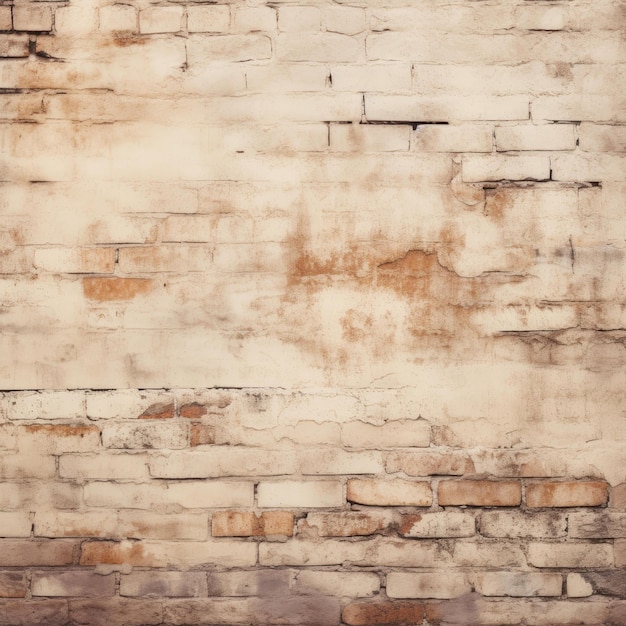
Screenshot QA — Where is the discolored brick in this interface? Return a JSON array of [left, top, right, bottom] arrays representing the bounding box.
[[525, 481, 608, 508], [438, 480, 521, 507]]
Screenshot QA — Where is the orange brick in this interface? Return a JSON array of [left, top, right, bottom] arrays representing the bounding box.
[[190, 423, 215, 446], [438, 480, 521, 507], [212, 511, 294, 537], [343, 601, 425, 625], [526, 481, 608, 508], [138, 401, 175, 419], [179, 402, 208, 419], [83, 277, 153, 302]]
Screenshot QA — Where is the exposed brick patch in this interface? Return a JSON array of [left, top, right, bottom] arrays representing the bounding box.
[[438, 480, 522, 507], [138, 402, 175, 419], [82, 277, 153, 301], [525, 481, 609, 507]]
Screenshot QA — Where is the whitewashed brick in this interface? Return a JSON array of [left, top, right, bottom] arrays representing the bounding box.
[[32, 571, 115, 597], [139, 7, 183, 34], [257, 481, 343, 508], [578, 123, 626, 152], [495, 124, 576, 151], [0, 512, 31, 537], [566, 573, 593, 598], [13, 5, 52, 31], [233, 7, 276, 33], [278, 7, 320, 31], [387, 572, 470, 599], [473, 572, 562, 597], [462, 155, 550, 182], [341, 419, 430, 448], [277, 33, 360, 63], [325, 7, 366, 35], [59, 454, 149, 480], [528, 542, 614, 568], [187, 6, 230, 33], [54, 6, 98, 35], [188, 35, 271, 64], [331, 64, 411, 92], [400, 512, 475, 538], [347, 479, 432, 506], [1, 391, 84, 420], [99, 5, 137, 32], [149, 448, 297, 478], [101, 422, 188, 449], [299, 449, 383, 475], [294, 571, 379, 597], [413, 124, 493, 152], [330, 124, 410, 152], [121, 571, 208, 597]]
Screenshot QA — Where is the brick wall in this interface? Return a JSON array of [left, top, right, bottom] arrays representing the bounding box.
[[1, 0, 625, 624]]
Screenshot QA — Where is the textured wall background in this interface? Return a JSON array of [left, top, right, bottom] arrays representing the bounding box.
[[1, 0, 625, 623]]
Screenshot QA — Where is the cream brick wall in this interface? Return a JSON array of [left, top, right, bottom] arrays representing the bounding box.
[[0, 0, 625, 623]]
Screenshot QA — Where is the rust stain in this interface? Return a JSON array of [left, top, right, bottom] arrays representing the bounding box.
[[111, 35, 148, 48], [83, 277, 153, 302], [189, 423, 215, 446], [25, 424, 98, 438], [399, 514, 422, 535]]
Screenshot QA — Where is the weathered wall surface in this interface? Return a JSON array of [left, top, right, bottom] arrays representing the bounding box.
[[1, 0, 625, 623]]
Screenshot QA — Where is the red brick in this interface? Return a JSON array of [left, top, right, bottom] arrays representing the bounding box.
[[343, 601, 425, 625], [138, 401, 175, 419], [0, 572, 27, 598], [0, 599, 69, 626], [69, 598, 162, 626], [190, 423, 215, 446], [212, 511, 294, 537], [0, 540, 76, 566], [438, 480, 521, 507], [526, 481, 608, 507]]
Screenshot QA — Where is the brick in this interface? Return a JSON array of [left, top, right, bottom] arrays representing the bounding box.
[[86, 390, 175, 420], [294, 571, 379, 598], [188, 35, 271, 64], [533, 95, 625, 123], [0, 572, 27, 598], [187, 6, 229, 33], [516, 5, 566, 31], [495, 124, 576, 151], [347, 479, 431, 506], [341, 419, 430, 448], [0, 454, 54, 479], [462, 156, 550, 182], [366, 95, 529, 122], [277, 33, 360, 63], [278, 7, 320, 31], [579, 123, 626, 152], [17, 424, 100, 454], [101, 422, 188, 449], [84, 480, 253, 509], [473, 572, 562, 597], [0, 7, 11, 31], [83, 277, 154, 302], [611, 483, 626, 509], [568, 512, 626, 538], [400, 512, 475, 538], [246, 65, 328, 93], [413, 124, 493, 152], [525, 480, 608, 507], [387, 572, 470, 600], [1, 390, 85, 420], [0, 599, 69, 626], [190, 423, 215, 446], [33, 247, 115, 274], [300, 511, 393, 537], [0, 512, 31, 538], [260, 538, 448, 567], [149, 448, 297, 478], [207, 570, 290, 597], [99, 5, 137, 32], [479, 511, 567, 538], [32, 571, 115, 597], [325, 7, 366, 35], [69, 598, 162, 626], [330, 124, 410, 152], [386, 450, 475, 476], [0, 540, 76, 566], [528, 542, 613, 568], [299, 449, 383, 475], [233, 7, 276, 33], [331, 64, 412, 92], [80, 540, 257, 568], [13, 6, 52, 32], [0, 482, 81, 510], [454, 541, 526, 567], [438, 480, 521, 507], [139, 7, 182, 34], [121, 572, 207, 598], [257, 481, 343, 508], [54, 6, 98, 35], [566, 573, 593, 598], [552, 154, 626, 182], [59, 453, 149, 480], [35, 510, 208, 541], [212, 511, 293, 537], [117, 245, 213, 273], [343, 601, 425, 626], [618, 541, 626, 567]]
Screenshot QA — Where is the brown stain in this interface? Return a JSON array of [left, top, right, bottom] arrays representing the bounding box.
[[138, 401, 175, 420], [342, 601, 425, 626], [83, 277, 153, 302], [548, 61, 574, 81], [483, 188, 507, 220], [111, 35, 149, 48], [25, 424, 98, 438], [179, 402, 208, 419]]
